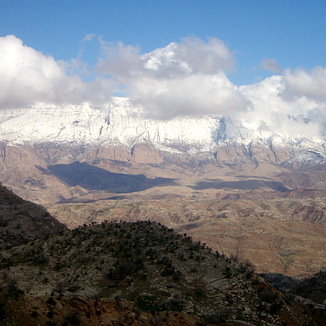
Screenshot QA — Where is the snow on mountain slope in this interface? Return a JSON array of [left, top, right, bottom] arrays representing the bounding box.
[[0, 98, 235, 152], [0, 97, 324, 160]]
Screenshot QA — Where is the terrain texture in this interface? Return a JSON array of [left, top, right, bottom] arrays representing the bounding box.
[[0, 184, 325, 325], [0, 183, 66, 247], [47, 197, 326, 278], [263, 269, 326, 305], [0, 100, 325, 281], [0, 101, 325, 325], [1, 220, 325, 325]]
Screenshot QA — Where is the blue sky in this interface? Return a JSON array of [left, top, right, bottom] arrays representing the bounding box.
[[1, 0, 325, 85]]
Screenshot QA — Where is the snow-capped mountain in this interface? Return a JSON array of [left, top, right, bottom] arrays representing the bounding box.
[[0, 97, 324, 160], [0, 97, 325, 204], [0, 98, 244, 151]]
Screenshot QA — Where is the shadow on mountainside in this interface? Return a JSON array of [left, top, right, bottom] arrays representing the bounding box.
[[38, 161, 174, 193], [191, 179, 289, 192]]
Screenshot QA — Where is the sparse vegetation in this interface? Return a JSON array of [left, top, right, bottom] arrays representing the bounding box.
[[0, 219, 323, 325], [0, 184, 324, 325], [0, 184, 66, 248], [48, 196, 326, 278]]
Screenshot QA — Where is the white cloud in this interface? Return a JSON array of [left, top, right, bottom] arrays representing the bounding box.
[[96, 40, 142, 80], [0, 35, 114, 109], [0, 35, 63, 108], [283, 66, 326, 100], [95, 36, 242, 118], [130, 73, 247, 119], [131, 37, 243, 119], [96, 36, 234, 79], [239, 71, 326, 139], [0, 35, 325, 139], [142, 36, 234, 77]]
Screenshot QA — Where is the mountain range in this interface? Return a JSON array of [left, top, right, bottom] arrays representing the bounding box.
[[0, 98, 325, 161], [0, 99, 325, 280], [0, 96, 325, 324], [0, 98, 325, 204]]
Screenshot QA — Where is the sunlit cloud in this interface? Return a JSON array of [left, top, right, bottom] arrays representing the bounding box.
[[0, 35, 114, 109], [239, 73, 326, 139], [130, 73, 247, 120], [95, 36, 241, 118], [96, 36, 234, 79], [283, 66, 326, 100], [0, 34, 325, 139], [141, 36, 234, 76]]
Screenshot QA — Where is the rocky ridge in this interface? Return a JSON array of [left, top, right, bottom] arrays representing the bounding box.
[[1, 220, 324, 325], [47, 197, 326, 278], [0, 183, 66, 247]]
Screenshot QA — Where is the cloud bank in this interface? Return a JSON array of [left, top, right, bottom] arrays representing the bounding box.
[[240, 75, 325, 139], [0, 35, 114, 108], [94, 36, 244, 119], [0, 35, 325, 138]]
